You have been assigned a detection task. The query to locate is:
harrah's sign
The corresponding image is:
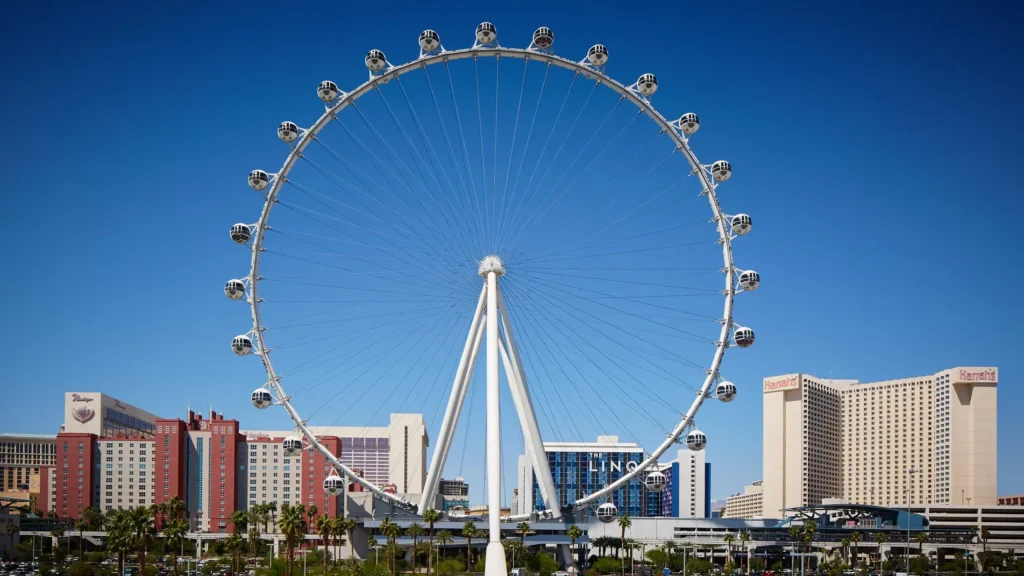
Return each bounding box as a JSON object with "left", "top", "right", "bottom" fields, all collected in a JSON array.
[
  {"left": 956, "top": 368, "right": 997, "bottom": 383},
  {"left": 763, "top": 375, "right": 799, "bottom": 393}
]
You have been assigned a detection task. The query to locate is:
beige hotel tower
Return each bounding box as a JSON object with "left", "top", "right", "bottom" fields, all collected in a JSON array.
[{"left": 762, "top": 367, "right": 997, "bottom": 517}]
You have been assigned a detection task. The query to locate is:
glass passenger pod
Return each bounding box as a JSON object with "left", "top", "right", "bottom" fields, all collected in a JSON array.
[
  {"left": 365, "top": 50, "right": 387, "bottom": 71},
  {"left": 230, "top": 223, "right": 251, "bottom": 244},
  {"left": 716, "top": 381, "right": 737, "bottom": 402},
  {"left": 711, "top": 160, "right": 732, "bottom": 182},
  {"left": 232, "top": 335, "right": 253, "bottom": 356},
  {"left": 282, "top": 436, "right": 303, "bottom": 456},
  {"left": 587, "top": 44, "right": 609, "bottom": 66},
  {"left": 533, "top": 27, "right": 554, "bottom": 49},
  {"left": 224, "top": 279, "right": 246, "bottom": 300},
  {"left": 251, "top": 389, "right": 272, "bottom": 409},
  {"left": 596, "top": 501, "right": 618, "bottom": 523},
  {"left": 476, "top": 22, "right": 497, "bottom": 45},
  {"left": 637, "top": 74, "right": 658, "bottom": 96},
  {"left": 248, "top": 170, "right": 270, "bottom": 191},
  {"left": 734, "top": 327, "right": 755, "bottom": 348},
  {"left": 731, "top": 213, "right": 752, "bottom": 235},
  {"left": 324, "top": 475, "right": 344, "bottom": 495},
  {"left": 644, "top": 470, "right": 667, "bottom": 493},
  {"left": 679, "top": 113, "right": 700, "bottom": 135},
  {"left": 277, "top": 122, "right": 299, "bottom": 143},
  {"left": 739, "top": 270, "right": 760, "bottom": 291},
  {"left": 419, "top": 30, "right": 440, "bottom": 52},
  {"left": 685, "top": 430, "right": 707, "bottom": 451},
  {"left": 317, "top": 81, "right": 340, "bottom": 103}
]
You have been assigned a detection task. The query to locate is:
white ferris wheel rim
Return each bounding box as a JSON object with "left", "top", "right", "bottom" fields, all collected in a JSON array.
[{"left": 243, "top": 38, "right": 741, "bottom": 515}]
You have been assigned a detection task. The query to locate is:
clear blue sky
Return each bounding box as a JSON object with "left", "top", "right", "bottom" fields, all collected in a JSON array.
[{"left": 2, "top": 0, "right": 1022, "bottom": 505}]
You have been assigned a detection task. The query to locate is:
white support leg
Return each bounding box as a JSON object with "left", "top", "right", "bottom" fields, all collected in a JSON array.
[
  {"left": 484, "top": 270, "right": 507, "bottom": 576},
  {"left": 497, "top": 288, "right": 561, "bottom": 518},
  {"left": 418, "top": 284, "right": 487, "bottom": 514}
]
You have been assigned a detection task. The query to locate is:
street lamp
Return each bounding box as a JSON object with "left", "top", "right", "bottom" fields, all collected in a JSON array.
[{"left": 906, "top": 468, "right": 917, "bottom": 576}]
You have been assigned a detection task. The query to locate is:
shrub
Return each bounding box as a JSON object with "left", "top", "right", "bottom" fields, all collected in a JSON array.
[
  {"left": 591, "top": 557, "right": 620, "bottom": 574},
  {"left": 435, "top": 558, "right": 467, "bottom": 576}
]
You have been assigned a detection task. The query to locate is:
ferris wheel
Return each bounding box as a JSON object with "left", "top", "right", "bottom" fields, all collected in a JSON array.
[{"left": 226, "top": 22, "right": 757, "bottom": 574}]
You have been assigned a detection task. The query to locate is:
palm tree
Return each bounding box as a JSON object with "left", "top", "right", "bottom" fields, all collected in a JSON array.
[
  {"left": 49, "top": 522, "right": 65, "bottom": 561},
  {"left": 436, "top": 530, "right": 454, "bottom": 561},
  {"left": 248, "top": 512, "right": 262, "bottom": 556},
  {"left": 368, "top": 535, "right": 379, "bottom": 565},
  {"left": 723, "top": 534, "right": 735, "bottom": 567},
  {"left": 105, "top": 510, "right": 131, "bottom": 575},
  {"left": 617, "top": 515, "right": 632, "bottom": 576},
  {"left": 316, "top": 516, "right": 333, "bottom": 573},
  {"left": 166, "top": 496, "right": 186, "bottom": 523},
  {"left": 163, "top": 519, "right": 188, "bottom": 576},
  {"left": 78, "top": 505, "right": 103, "bottom": 558},
  {"left": 126, "top": 506, "right": 156, "bottom": 576},
  {"left": 423, "top": 508, "right": 441, "bottom": 576},
  {"left": 268, "top": 502, "right": 279, "bottom": 534},
  {"left": 341, "top": 517, "right": 357, "bottom": 564},
  {"left": 380, "top": 518, "right": 401, "bottom": 576},
  {"left": 279, "top": 503, "right": 307, "bottom": 576},
  {"left": 979, "top": 527, "right": 990, "bottom": 569},
  {"left": 231, "top": 510, "right": 248, "bottom": 535},
  {"left": 873, "top": 533, "right": 886, "bottom": 574},
  {"left": 462, "top": 521, "right": 478, "bottom": 572},
  {"left": 802, "top": 523, "right": 816, "bottom": 572},
  {"left": 408, "top": 523, "right": 426, "bottom": 574},
  {"left": 226, "top": 532, "right": 245, "bottom": 574},
  {"left": 307, "top": 505, "right": 319, "bottom": 531},
  {"left": 840, "top": 538, "right": 851, "bottom": 567},
  {"left": 739, "top": 531, "right": 751, "bottom": 574},
  {"left": 517, "top": 522, "right": 531, "bottom": 552},
  {"left": 149, "top": 503, "right": 166, "bottom": 532},
  {"left": 850, "top": 531, "right": 861, "bottom": 572},
  {"left": 567, "top": 525, "right": 583, "bottom": 575},
  {"left": 915, "top": 531, "right": 928, "bottom": 555}
]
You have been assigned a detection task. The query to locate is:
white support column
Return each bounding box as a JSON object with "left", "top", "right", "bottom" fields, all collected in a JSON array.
[
  {"left": 484, "top": 264, "right": 508, "bottom": 576},
  {"left": 418, "top": 284, "right": 487, "bottom": 514},
  {"left": 497, "top": 288, "right": 561, "bottom": 518}
]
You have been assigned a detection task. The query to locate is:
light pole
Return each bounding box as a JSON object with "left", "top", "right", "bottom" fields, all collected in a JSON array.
[{"left": 906, "top": 467, "right": 917, "bottom": 576}]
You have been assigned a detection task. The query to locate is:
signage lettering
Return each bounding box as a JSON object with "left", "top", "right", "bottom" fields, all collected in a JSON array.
[
  {"left": 958, "top": 369, "right": 996, "bottom": 382},
  {"left": 71, "top": 394, "right": 94, "bottom": 403},
  {"left": 763, "top": 375, "right": 799, "bottom": 392},
  {"left": 114, "top": 400, "right": 128, "bottom": 410}
]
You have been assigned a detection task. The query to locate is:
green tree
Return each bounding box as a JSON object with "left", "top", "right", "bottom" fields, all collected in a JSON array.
[
  {"left": 316, "top": 516, "right": 332, "bottom": 574},
  {"left": 462, "top": 522, "right": 479, "bottom": 572},
  {"left": 380, "top": 517, "right": 402, "bottom": 576},
  {"left": 645, "top": 549, "right": 667, "bottom": 569},
  {"left": 616, "top": 515, "right": 631, "bottom": 576},
  {"left": 163, "top": 519, "right": 189, "bottom": 576},
  {"left": 436, "top": 530, "right": 454, "bottom": 561},
  {"left": 723, "top": 534, "right": 735, "bottom": 567},
  {"left": 873, "top": 533, "right": 886, "bottom": 574},
  {"left": 567, "top": 525, "right": 583, "bottom": 574},
  {"left": 423, "top": 508, "right": 441, "bottom": 576},
  {"left": 739, "top": 531, "right": 750, "bottom": 574},
  {"left": 915, "top": 531, "right": 928, "bottom": 554},
  {"left": 226, "top": 532, "right": 245, "bottom": 574},
  {"left": 407, "top": 523, "right": 426, "bottom": 574},
  {"left": 126, "top": 506, "right": 156, "bottom": 576},
  {"left": 165, "top": 497, "right": 186, "bottom": 523},
  {"left": 79, "top": 506, "right": 103, "bottom": 558},
  {"left": 306, "top": 505, "right": 319, "bottom": 532},
  {"left": 278, "top": 503, "right": 308, "bottom": 576},
  {"left": 341, "top": 517, "right": 357, "bottom": 564},
  {"left": 850, "top": 531, "right": 861, "bottom": 572}
]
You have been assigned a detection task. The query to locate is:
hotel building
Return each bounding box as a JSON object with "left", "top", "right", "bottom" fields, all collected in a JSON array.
[
  {"left": 723, "top": 481, "right": 764, "bottom": 519},
  {"left": 762, "top": 367, "right": 997, "bottom": 517},
  {"left": 516, "top": 436, "right": 709, "bottom": 518},
  {"left": 63, "top": 392, "right": 161, "bottom": 438},
  {"left": 38, "top": 409, "right": 426, "bottom": 532}
]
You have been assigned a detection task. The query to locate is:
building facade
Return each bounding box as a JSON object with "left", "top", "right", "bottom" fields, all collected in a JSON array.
[
  {"left": 63, "top": 393, "right": 160, "bottom": 438},
  {"left": 0, "top": 433, "right": 56, "bottom": 498},
  {"left": 723, "top": 481, "right": 763, "bottom": 518},
  {"left": 663, "top": 448, "right": 709, "bottom": 518},
  {"left": 518, "top": 436, "right": 707, "bottom": 518},
  {"left": 762, "top": 367, "right": 998, "bottom": 517},
  {"left": 439, "top": 477, "right": 470, "bottom": 511}
]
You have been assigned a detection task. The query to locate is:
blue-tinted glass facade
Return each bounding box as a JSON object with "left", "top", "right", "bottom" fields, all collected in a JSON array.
[{"left": 533, "top": 449, "right": 665, "bottom": 517}]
